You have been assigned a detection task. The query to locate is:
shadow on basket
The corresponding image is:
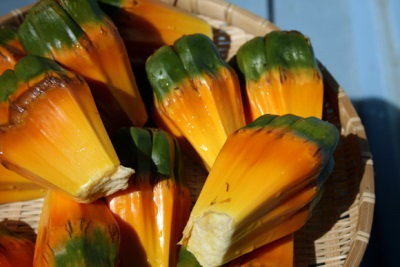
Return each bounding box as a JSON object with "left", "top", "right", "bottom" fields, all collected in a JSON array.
[{"left": 292, "top": 67, "right": 368, "bottom": 266}]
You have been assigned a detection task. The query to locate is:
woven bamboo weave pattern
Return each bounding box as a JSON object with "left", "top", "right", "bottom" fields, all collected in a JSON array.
[{"left": 0, "top": 1, "right": 375, "bottom": 266}]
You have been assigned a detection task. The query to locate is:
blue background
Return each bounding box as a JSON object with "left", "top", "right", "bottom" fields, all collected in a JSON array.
[{"left": 1, "top": 1, "right": 399, "bottom": 266}]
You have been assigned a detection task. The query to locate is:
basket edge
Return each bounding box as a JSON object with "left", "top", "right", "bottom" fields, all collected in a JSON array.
[{"left": 0, "top": 1, "right": 375, "bottom": 266}]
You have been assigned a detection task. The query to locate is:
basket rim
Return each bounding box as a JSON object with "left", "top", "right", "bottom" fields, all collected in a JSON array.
[{"left": 0, "top": 1, "right": 375, "bottom": 266}]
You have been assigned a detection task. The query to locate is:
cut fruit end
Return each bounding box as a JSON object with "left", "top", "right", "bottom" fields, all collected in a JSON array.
[
  {"left": 76, "top": 165, "right": 134, "bottom": 203},
  {"left": 185, "top": 211, "right": 235, "bottom": 267}
]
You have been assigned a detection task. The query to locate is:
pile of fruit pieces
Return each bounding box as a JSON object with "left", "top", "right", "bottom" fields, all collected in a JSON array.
[{"left": 0, "top": 0, "right": 340, "bottom": 266}]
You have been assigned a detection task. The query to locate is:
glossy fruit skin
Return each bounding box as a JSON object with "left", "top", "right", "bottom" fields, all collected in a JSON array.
[
  {"left": 17, "top": 0, "right": 148, "bottom": 133},
  {"left": 0, "top": 223, "right": 35, "bottom": 267},
  {"left": 33, "top": 191, "right": 120, "bottom": 267},
  {"left": 106, "top": 127, "right": 191, "bottom": 267},
  {"left": 146, "top": 33, "right": 246, "bottom": 170},
  {"left": 98, "top": 0, "right": 213, "bottom": 68},
  {"left": 0, "top": 26, "right": 25, "bottom": 74},
  {"left": 231, "top": 30, "right": 324, "bottom": 123},
  {"left": 0, "top": 55, "right": 133, "bottom": 203},
  {"left": 178, "top": 114, "right": 339, "bottom": 266}
]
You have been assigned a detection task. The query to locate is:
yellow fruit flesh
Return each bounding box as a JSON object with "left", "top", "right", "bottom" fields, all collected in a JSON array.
[
  {"left": 157, "top": 68, "right": 245, "bottom": 170},
  {"left": 229, "top": 234, "right": 294, "bottom": 267},
  {"left": 246, "top": 68, "right": 323, "bottom": 121},
  {"left": 181, "top": 127, "right": 323, "bottom": 266},
  {"left": 0, "top": 164, "right": 46, "bottom": 204},
  {"left": 113, "top": 0, "right": 213, "bottom": 65},
  {"left": 0, "top": 45, "right": 24, "bottom": 74},
  {"left": 34, "top": 190, "right": 120, "bottom": 266},
  {"left": 0, "top": 73, "right": 132, "bottom": 203},
  {"left": 107, "top": 179, "right": 156, "bottom": 266},
  {"left": 120, "top": 0, "right": 212, "bottom": 45},
  {"left": 75, "top": 21, "right": 147, "bottom": 127},
  {"left": 33, "top": 10, "right": 147, "bottom": 133},
  {"left": 107, "top": 176, "right": 191, "bottom": 266}
]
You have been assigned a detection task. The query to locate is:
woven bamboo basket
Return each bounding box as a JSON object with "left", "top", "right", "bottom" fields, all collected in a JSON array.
[{"left": 0, "top": 0, "right": 375, "bottom": 266}]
